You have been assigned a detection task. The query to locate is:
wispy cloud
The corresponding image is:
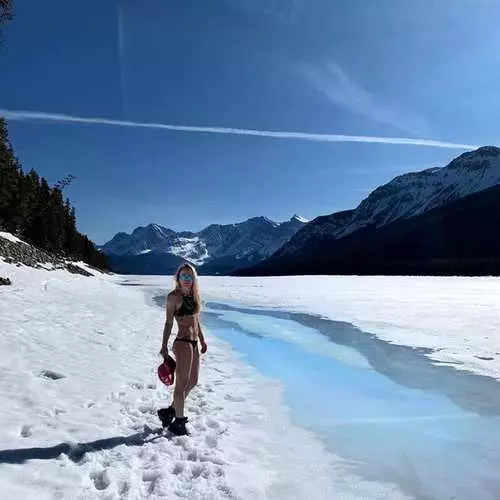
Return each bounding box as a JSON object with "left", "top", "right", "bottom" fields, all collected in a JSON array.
[
  {"left": 0, "top": 109, "right": 477, "bottom": 150},
  {"left": 301, "top": 62, "right": 431, "bottom": 137}
]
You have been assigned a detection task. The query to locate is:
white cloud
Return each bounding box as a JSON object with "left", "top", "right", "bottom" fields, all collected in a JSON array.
[
  {"left": 301, "top": 62, "right": 431, "bottom": 137},
  {"left": 0, "top": 108, "right": 477, "bottom": 150}
]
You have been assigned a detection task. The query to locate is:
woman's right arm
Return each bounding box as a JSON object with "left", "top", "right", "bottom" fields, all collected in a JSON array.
[{"left": 160, "top": 293, "right": 177, "bottom": 357}]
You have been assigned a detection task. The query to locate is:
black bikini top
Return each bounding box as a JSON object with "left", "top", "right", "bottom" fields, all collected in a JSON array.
[{"left": 175, "top": 294, "right": 198, "bottom": 317}]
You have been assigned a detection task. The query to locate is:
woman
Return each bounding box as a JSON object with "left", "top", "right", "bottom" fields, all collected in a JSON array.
[{"left": 157, "top": 263, "right": 207, "bottom": 436}]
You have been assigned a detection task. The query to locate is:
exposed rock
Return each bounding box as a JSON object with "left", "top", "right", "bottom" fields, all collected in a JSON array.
[
  {"left": 0, "top": 234, "right": 94, "bottom": 277},
  {"left": 0, "top": 276, "right": 11, "bottom": 285},
  {"left": 66, "top": 263, "right": 93, "bottom": 277}
]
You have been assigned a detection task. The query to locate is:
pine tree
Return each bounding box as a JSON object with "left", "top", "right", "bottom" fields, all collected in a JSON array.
[
  {"left": 0, "top": 118, "right": 22, "bottom": 233},
  {"left": 0, "top": 118, "right": 109, "bottom": 271},
  {"left": 0, "top": 0, "right": 13, "bottom": 45},
  {"left": 47, "top": 187, "right": 65, "bottom": 253},
  {"left": 20, "top": 169, "right": 41, "bottom": 242},
  {"left": 30, "top": 177, "right": 52, "bottom": 248},
  {"left": 63, "top": 199, "right": 77, "bottom": 257}
]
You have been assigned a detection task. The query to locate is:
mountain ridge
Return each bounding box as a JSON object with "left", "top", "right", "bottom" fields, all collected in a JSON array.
[
  {"left": 101, "top": 214, "right": 308, "bottom": 274},
  {"left": 233, "top": 183, "right": 500, "bottom": 277},
  {"left": 272, "top": 146, "right": 500, "bottom": 260},
  {"left": 234, "top": 146, "right": 500, "bottom": 277}
]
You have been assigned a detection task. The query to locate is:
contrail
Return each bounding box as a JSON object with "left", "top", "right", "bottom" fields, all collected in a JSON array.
[{"left": 0, "top": 109, "right": 478, "bottom": 150}]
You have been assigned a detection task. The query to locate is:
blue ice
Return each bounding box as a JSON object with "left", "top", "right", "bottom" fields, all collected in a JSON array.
[{"left": 202, "top": 302, "right": 500, "bottom": 500}]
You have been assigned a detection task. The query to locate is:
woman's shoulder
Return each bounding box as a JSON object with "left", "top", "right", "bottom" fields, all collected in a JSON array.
[{"left": 167, "top": 289, "right": 182, "bottom": 302}]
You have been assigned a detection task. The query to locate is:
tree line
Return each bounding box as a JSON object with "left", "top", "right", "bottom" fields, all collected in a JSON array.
[
  {"left": 0, "top": 118, "right": 109, "bottom": 270},
  {"left": 0, "top": 0, "right": 13, "bottom": 45}
]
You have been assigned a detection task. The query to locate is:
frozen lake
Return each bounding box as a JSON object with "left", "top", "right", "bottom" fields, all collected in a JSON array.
[{"left": 202, "top": 301, "right": 500, "bottom": 500}]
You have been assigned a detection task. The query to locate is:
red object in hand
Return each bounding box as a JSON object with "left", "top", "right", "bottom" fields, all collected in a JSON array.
[{"left": 158, "top": 354, "right": 177, "bottom": 386}]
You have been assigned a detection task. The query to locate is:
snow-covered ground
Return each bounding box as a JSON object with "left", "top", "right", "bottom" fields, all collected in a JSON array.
[
  {"left": 0, "top": 261, "right": 411, "bottom": 499},
  {"left": 196, "top": 275, "right": 500, "bottom": 380}
]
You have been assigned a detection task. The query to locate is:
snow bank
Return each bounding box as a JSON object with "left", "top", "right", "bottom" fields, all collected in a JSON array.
[{"left": 0, "top": 231, "right": 27, "bottom": 244}]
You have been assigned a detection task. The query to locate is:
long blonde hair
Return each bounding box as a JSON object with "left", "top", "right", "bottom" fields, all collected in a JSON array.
[{"left": 174, "top": 262, "right": 202, "bottom": 313}]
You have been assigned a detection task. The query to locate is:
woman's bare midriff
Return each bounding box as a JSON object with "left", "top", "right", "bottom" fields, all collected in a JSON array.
[{"left": 175, "top": 315, "right": 199, "bottom": 341}]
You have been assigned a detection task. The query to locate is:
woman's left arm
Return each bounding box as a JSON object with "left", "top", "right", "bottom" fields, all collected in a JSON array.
[{"left": 197, "top": 316, "right": 208, "bottom": 353}]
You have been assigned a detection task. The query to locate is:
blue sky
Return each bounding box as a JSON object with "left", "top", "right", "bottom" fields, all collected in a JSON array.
[{"left": 1, "top": 0, "right": 499, "bottom": 244}]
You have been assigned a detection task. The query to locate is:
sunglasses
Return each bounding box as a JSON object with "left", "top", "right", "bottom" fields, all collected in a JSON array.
[{"left": 179, "top": 272, "right": 193, "bottom": 282}]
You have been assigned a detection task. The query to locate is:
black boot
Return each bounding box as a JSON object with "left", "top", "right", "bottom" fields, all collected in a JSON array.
[
  {"left": 169, "top": 416, "right": 189, "bottom": 436},
  {"left": 157, "top": 406, "right": 175, "bottom": 428}
]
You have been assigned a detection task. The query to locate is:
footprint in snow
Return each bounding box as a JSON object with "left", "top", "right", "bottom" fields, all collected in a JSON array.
[
  {"left": 206, "top": 418, "right": 221, "bottom": 430},
  {"left": 138, "top": 404, "right": 155, "bottom": 414},
  {"left": 118, "top": 480, "right": 130, "bottom": 496},
  {"left": 110, "top": 391, "right": 127, "bottom": 402},
  {"left": 39, "top": 370, "right": 66, "bottom": 381},
  {"left": 217, "top": 483, "right": 236, "bottom": 498},
  {"left": 172, "top": 462, "right": 185, "bottom": 475},
  {"left": 129, "top": 382, "right": 145, "bottom": 390},
  {"left": 142, "top": 470, "right": 160, "bottom": 482},
  {"left": 191, "top": 463, "right": 209, "bottom": 479},
  {"left": 90, "top": 469, "right": 111, "bottom": 491},
  {"left": 142, "top": 470, "right": 161, "bottom": 495},
  {"left": 20, "top": 424, "right": 32, "bottom": 438},
  {"left": 205, "top": 434, "right": 218, "bottom": 449},
  {"left": 224, "top": 394, "right": 245, "bottom": 403}
]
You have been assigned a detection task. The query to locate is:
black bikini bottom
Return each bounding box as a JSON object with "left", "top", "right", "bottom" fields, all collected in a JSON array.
[{"left": 174, "top": 337, "right": 198, "bottom": 348}]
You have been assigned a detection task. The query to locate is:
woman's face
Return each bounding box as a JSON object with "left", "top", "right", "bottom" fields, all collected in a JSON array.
[{"left": 178, "top": 268, "right": 194, "bottom": 288}]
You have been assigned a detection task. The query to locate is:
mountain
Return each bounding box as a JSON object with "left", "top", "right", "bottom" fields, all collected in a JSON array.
[
  {"left": 234, "top": 184, "right": 500, "bottom": 277},
  {"left": 234, "top": 146, "right": 500, "bottom": 277},
  {"left": 272, "top": 146, "right": 500, "bottom": 260},
  {"left": 100, "top": 215, "right": 308, "bottom": 275}
]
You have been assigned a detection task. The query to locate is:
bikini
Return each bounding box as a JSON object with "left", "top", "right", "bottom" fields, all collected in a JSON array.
[{"left": 174, "top": 294, "right": 199, "bottom": 348}]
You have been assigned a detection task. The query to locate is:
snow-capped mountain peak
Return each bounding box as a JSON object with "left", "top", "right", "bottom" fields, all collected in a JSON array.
[
  {"left": 101, "top": 214, "right": 308, "bottom": 274},
  {"left": 274, "top": 146, "right": 500, "bottom": 258},
  {"left": 341, "top": 146, "right": 500, "bottom": 237},
  {"left": 290, "top": 214, "right": 309, "bottom": 224}
]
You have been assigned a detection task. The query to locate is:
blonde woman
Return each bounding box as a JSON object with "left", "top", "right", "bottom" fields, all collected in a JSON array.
[{"left": 158, "top": 263, "right": 207, "bottom": 435}]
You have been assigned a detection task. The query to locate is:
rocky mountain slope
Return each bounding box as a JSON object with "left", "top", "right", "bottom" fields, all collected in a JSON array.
[
  {"left": 272, "top": 146, "right": 500, "bottom": 260},
  {"left": 101, "top": 215, "right": 308, "bottom": 275},
  {"left": 234, "top": 146, "right": 500, "bottom": 276}
]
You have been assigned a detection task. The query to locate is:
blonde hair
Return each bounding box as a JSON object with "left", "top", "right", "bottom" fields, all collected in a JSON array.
[{"left": 174, "top": 262, "right": 202, "bottom": 312}]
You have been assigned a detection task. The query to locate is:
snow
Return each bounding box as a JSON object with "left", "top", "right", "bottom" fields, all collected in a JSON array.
[
  {"left": 291, "top": 214, "right": 309, "bottom": 223},
  {"left": 0, "top": 261, "right": 410, "bottom": 499},
  {"left": 338, "top": 148, "right": 500, "bottom": 238},
  {"left": 169, "top": 237, "right": 210, "bottom": 265},
  {"left": 197, "top": 275, "right": 500, "bottom": 380},
  {"left": 0, "top": 231, "right": 27, "bottom": 244}
]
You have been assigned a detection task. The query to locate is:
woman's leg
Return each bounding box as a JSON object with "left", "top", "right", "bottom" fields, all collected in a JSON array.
[
  {"left": 185, "top": 345, "right": 199, "bottom": 397},
  {"left": 172, "top": 341, "right": 194, "bottom": 418}
]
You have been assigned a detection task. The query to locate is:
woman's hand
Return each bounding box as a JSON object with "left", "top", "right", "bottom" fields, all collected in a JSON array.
[
  {"left": 200, "top": 341, "right": 208, "bottom": 354},
  {"left": 160, "top": 345, "right": 169, "bottom": 359}
]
